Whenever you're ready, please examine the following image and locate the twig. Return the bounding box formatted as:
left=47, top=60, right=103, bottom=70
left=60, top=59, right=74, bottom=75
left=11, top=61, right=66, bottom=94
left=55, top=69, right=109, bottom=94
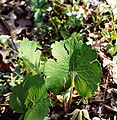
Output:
left=104, top=104, right=117, bottom=113
left=52, top=0, right=70, bottom=7
left=0, top=103, right=9, bottom=106
left=54, top=3, right=66, bottom=9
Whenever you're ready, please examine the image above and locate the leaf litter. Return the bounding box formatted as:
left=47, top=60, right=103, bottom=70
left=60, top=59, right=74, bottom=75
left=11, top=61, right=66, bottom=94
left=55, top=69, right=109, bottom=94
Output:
left=0, top=0, right=117, bottom=120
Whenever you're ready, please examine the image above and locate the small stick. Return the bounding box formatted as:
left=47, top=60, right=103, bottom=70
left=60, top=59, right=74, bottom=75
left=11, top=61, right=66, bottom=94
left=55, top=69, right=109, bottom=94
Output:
left=104, top=104, right=117, bottom=113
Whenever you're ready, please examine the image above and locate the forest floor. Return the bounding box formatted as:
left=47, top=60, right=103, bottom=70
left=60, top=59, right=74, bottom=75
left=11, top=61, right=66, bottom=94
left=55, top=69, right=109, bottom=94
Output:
left=0, top=0, right=117, bottom=120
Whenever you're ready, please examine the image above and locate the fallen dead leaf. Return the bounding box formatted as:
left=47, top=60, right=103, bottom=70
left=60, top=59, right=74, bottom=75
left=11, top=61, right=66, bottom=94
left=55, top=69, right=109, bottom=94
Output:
left=0, top=50, right=14, bottom=73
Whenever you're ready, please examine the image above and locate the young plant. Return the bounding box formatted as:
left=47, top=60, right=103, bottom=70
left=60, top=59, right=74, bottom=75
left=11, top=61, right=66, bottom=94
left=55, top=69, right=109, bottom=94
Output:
left=10, top=75, right=52, bottom=120
left=10, top=34, right=102, bottom=119
left=70, top=108, right=91, bottom=120
left=44, top=32, right=102, bottom=110
left=18, top=37, right=42, bottom=75
left=28, top=0, right=84, bottom=42
left=10, top=38, right=52, bottom=120
left=102, top=30, right=117, bottom=55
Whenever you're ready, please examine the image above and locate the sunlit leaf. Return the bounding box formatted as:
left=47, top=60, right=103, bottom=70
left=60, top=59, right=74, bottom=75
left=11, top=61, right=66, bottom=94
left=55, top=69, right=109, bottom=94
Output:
left=18, top=38, right=41, bottom=74
left=44, top=33, right=102, bottom=97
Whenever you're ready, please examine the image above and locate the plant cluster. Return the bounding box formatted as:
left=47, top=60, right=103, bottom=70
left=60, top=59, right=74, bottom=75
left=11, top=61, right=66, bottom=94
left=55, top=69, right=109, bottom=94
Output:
left=28, top=0, right=117, bottom=55
left=9, top=33, right=102, bottom=119
left=28, top=0, right=84, bottom=43
left=1, top=0, right=117, bottom=119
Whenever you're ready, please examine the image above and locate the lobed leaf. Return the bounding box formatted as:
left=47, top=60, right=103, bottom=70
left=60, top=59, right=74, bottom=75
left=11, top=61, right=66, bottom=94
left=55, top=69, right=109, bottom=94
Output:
left=10, top=75, right=51, bottom=119
left=10, top=84, right=26, bottom=113
left=44, top=33, right=102, bottom=97
left=24, top=99, right=51, bottom=120
left=18, top=38, right=41, bottom=74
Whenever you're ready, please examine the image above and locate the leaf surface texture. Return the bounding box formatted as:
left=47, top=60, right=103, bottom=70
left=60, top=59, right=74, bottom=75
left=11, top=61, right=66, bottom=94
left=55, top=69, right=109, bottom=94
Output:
left=44, top=33, right=102, bottom=97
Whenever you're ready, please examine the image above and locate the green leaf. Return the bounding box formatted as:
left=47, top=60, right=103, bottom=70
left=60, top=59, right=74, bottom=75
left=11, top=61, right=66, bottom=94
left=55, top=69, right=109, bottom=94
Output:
left=45, top=41, right=71, bottom=94
left=24, top=99, right=51, bottom=120
left=78, top=111, right=82, bottom=120
left=34, top=9, right=42, bottom=22
left=24, top=75, right=51, bottom=120
left=60, top=30, right=68, bottom=39
left=44, top=33, right=102, bottom=97
left=71, top=109, right=80, bottom=120
left=101, top=29, right=110, bottom=40
left=108, top=44, right=117, bottom=55
left=10, top=94, right=24, bottom=113
left=67, top=15, right=76, bottom=26
left=41, top=4, right=50, bottom=12
left=10, top=75, right=51, bottom=119
left=24, top=79, right=47, bottom=108
left=18, top=38, right=41, bottom=74
left=111, top=31, right=117, bottom=40
left=10, top=81, right=26, bottom=113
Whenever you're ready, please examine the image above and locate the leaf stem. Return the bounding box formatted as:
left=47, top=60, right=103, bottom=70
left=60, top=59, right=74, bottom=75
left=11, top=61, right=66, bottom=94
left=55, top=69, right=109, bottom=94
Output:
left=48, top=6, right=58, bottom=37
left=68, top=72, right=77, bottom=110
left=0, top=103, right=9, bottom=106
